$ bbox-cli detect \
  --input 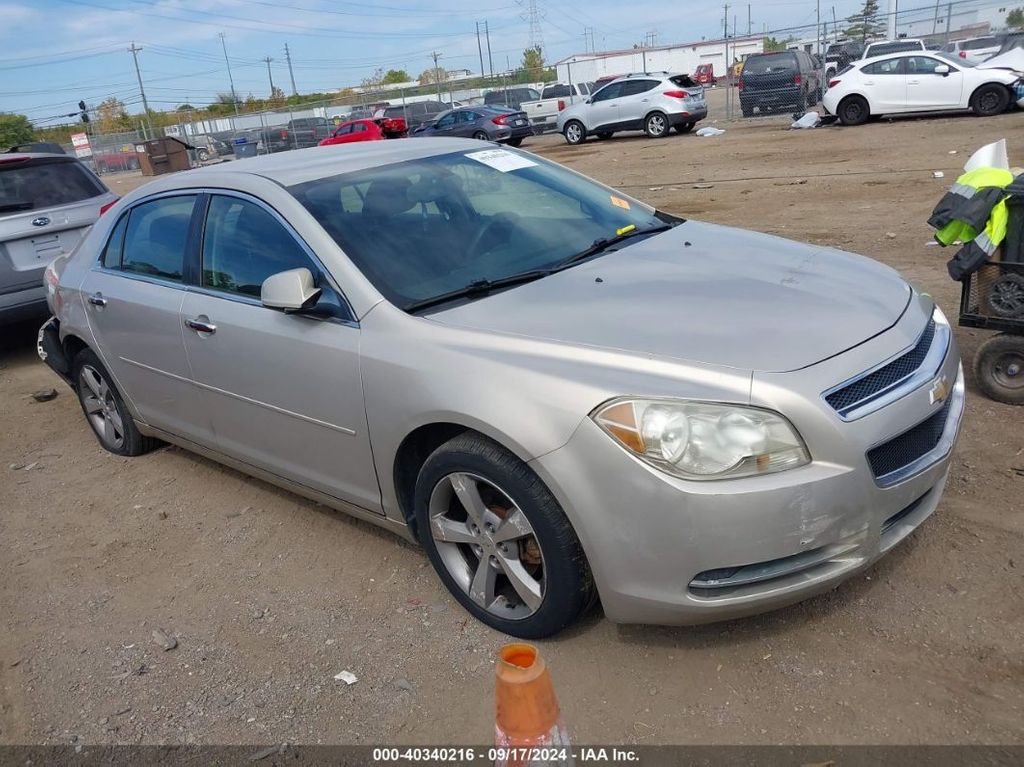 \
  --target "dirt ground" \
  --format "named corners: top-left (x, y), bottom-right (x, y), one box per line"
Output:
top-left (2, 107), bottom-right (1023, 748)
